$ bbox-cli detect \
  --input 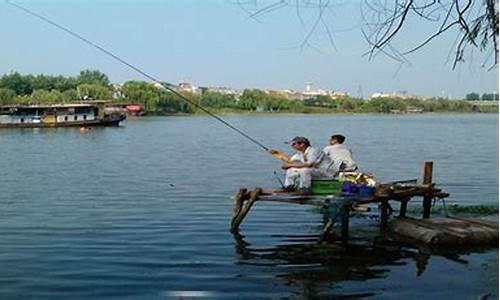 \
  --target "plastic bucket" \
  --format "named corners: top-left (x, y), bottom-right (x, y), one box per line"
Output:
top-left (311, 179), bottom-right (344, 195)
